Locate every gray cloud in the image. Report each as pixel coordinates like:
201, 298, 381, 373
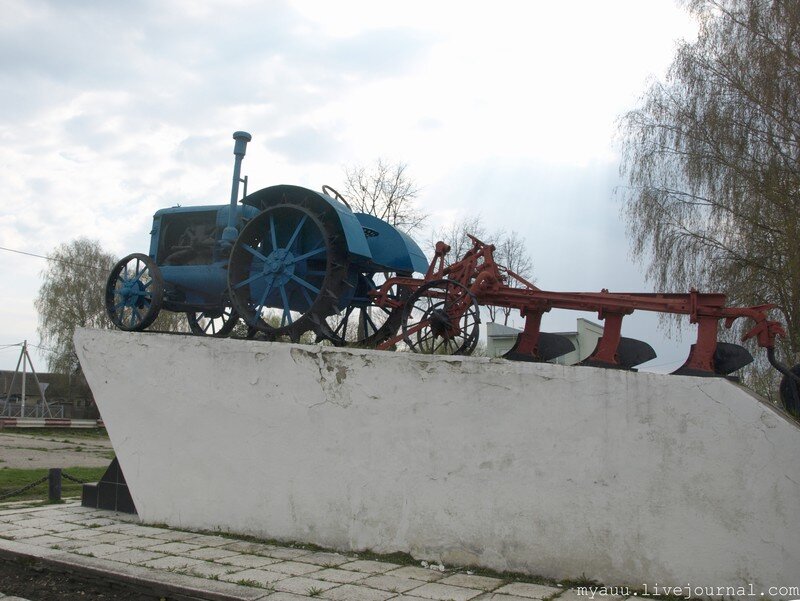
1, 0, 433, 137
316, 28, 432, 78
175, 134, 229, 165
61, 114, 117, 152
267, 125, 342, 163
430, 159, 638, 291
0, 2, 148, 84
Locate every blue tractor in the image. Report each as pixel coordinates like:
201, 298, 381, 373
105, 131, 428, 345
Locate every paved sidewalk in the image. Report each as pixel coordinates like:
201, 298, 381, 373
0, 502, 596, 601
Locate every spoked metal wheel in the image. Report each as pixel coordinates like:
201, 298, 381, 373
401, 279, 480, 355
322, 272, 408, 348
186, 306, 239, 337
228, 202, 349, 342
105, 253, 164, 331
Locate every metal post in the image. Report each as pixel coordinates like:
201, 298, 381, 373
2, 345, 24, 417
23, 343, 52, 418
48, 468, 62, 503
21, 340, 27, 418
221, 131, 252, 246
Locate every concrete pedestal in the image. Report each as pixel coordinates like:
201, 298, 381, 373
74, 328, 800, 591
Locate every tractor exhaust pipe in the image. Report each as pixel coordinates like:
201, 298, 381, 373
222, 131, 252, 246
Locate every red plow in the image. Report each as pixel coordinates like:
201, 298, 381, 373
367, 235, 798, 411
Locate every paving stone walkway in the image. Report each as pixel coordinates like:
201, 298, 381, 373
0, 502, 597, 601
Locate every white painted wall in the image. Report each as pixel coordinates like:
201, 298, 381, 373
74, 328, 800, 591
485, 318, 603, 364
553, 318, 604, 365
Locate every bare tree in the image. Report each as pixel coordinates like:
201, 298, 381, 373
493, 230, 535, 325
430, 216, 534, 325
618, 0, 800, 394
429, 215, 488, 268
342, 159, 427, 232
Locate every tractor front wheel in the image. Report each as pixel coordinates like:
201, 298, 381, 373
105, 253, 164, 331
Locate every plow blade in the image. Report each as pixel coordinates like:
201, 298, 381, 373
503, 332, 575, 362
712, 342, 754, 375
581, 337, 657, 370
779, 364, 800, 418
616, 337, 657, 369
673, 342, 753, 377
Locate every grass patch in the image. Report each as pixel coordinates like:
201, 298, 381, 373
355, 549, 417, 566
0, 428, 108, 440
11, 446, 56, 452
0, 466, 106, 502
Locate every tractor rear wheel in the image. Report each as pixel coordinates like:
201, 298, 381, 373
186, 306, 239, 337
321, 272, 408, 348
228, 201, 349, 342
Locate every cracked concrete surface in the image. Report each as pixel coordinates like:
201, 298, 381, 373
0, 503, 575, 601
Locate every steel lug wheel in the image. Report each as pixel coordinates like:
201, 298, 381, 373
322, 272, 408, 348
228, 200, 349, 342
401, 278, 480, 355
105, 253, 164, 331
186, 305, 240, 337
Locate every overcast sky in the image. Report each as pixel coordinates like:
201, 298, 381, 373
0, 0, 699, 372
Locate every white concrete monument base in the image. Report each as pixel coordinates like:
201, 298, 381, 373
74, 328, 800, 591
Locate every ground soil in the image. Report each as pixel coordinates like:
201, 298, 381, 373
0, 430, 112, 470
0, 557, 172, 600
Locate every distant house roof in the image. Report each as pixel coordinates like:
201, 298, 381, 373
1, 370, 55, 397
0, 370, 89, 399
485, 322, 528, 339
